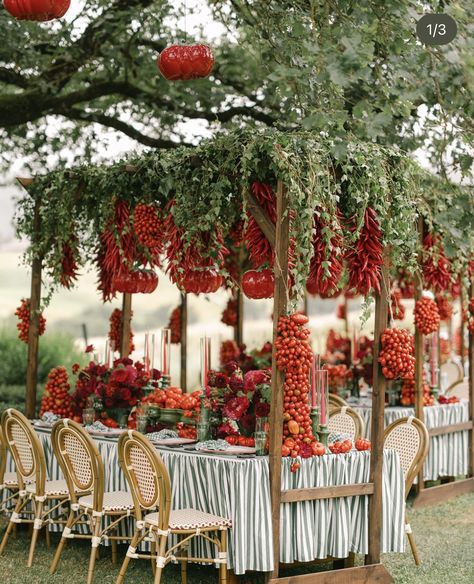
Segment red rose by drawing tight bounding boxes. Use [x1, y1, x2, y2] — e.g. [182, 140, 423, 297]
[244, 370, 267, 393]
[121, 388, 132, 402]
[222, 396, 250, 420]
[217, 422, 238, 438]
[111, 365, 137, 385]
[214, 373, 229, 388]
[239, 413, 255, 433]
[254, 402, 270, 418]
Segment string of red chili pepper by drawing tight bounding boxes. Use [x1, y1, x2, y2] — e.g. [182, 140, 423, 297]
[221, 298, 238, 327]
[422, 234, 452, 293]
[167, 305, 181, 344]
[345, 208, 384, 296]
[59, 240, 79, 289]
[243, 182, 277, 268]
[395, 268, 415, 299]
[435, 294, 453, 321]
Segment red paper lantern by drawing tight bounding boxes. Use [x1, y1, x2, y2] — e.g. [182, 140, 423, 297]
[180, 269, 223, 294]
[157, 44, 215, 80]
[112, 269, 158, 294]
[3, 0, 70, 21]
[242, 269, 274, 299]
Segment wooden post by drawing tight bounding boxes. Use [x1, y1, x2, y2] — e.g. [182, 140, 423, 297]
[460, 286, 466, 373]
[268, 180, 290, 581]
[25, 196, 42, 419]
[120, 293, 133, 358]
[234, 289, 244, 347]
[344, 296, 349, 336]
[303, 291, 308, 316]
[414, 219, 425, 491]
[365, 254, 390, 565]
[180, 292, 187, 390]
[469, 275, 474, 477]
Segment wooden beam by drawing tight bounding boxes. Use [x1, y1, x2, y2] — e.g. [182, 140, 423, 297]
[365, 253, 390, 566]
[16, 177, 34, 187]
[428, 421, 473, 437]
[469, 274, 474, 477]
[281, 482, 374, 503]
[412, 477, 474, 508]
[244, 187, 276, 248]
[268, 564, 394, 584]
[25, 198, 42, 419]
[120, 293, 133, 358]
[234, 289, 244, 347]
[268, 180, 290, 582]
[180, 292, 187, 391]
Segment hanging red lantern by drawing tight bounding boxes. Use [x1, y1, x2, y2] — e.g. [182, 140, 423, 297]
[157, 44, 215, 80]
[112, 269, 158, 294]
[242, 269, 274, 299]
[180, 270, 223, 294]
[3, 0, 70, 21]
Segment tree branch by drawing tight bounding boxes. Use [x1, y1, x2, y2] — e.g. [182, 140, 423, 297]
[0, 67, 29, 88]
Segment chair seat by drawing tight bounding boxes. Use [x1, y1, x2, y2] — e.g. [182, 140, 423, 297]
[145, 508, 232, 531]
[26, 479, 72, 497]
[2, 472, 19, 487]
[78, 490, 134, 512]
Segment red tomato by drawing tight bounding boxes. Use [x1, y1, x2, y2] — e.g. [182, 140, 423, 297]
[355, 438, 371, 451]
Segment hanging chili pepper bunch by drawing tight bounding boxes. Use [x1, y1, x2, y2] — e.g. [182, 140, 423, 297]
[221, 298, 238, 327]
[243, 182, 277, 268]
[390, 288, 405, 320]
[168, 306, 182, 344]
[306, 210, 344, 297]
[59, 239, 79, 289]
[379, 328, 415, 380]
[395, 269, 415, 299]
[422, 234, 452, 293]
[435, 294, 453, 321]
[345, 208, 384, 296]
[414, 296, 440, 335]
[15, 298, 46, 343]
[108, 308, 135, 355]
[276, 313, 323, 464]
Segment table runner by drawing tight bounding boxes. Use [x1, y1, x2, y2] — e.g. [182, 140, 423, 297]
[6, 427, 405, 574]
[353, 401, 469, 481]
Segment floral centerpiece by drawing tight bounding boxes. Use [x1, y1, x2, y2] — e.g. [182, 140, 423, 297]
[219, 340, 273, 374]
[206, 363, 271, 438]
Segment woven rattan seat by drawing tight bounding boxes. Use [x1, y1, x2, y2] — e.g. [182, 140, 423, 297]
[79, 491, 134, 512]
[116, 430, 230, 584]
[145, 509, 232, 531]
[328, 406, 364, 441]
[26, 479, 85, 497]
[2, 472, 18, 487]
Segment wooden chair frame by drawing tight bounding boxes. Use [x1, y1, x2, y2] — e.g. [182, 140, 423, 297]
[328, 393, 348, 412]
[328, 406, 365, 441]
[445, 378, 469, 400]
[0, 420, 19, 514]
[50, 419, 134, 584]
[116, 430, 229, 584]
[0, 408, 69, 566]
[384, 416, 429, 565]
[440, 360, 463, 391]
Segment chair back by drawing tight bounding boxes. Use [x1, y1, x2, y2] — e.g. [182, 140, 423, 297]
[440, 361, 463, 389]
[328, 406, 364, 441]
[118, 431, 171, 529]
[445, 379, 469, 401]
[0, 423, 7, 486]
[51, 419, 103, 508]
[383, 416, 429, 494]
[328, 394, 348, 411]
[1, 409, 46, 493]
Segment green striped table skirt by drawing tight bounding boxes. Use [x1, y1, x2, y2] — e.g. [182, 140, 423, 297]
[354, 401, 469, 481]
[6, 427, 405, 575]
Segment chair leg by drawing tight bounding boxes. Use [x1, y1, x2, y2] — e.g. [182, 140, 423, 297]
[116, 529, 141, 584]
[45, 522, 51, 548]
[86, 516, 102, 584]
[50, 510, 76, 574]
[151, 539, 157, 576]
[219, 529, 228, 584]
[27, 499, 44, 567]
[0, 497, 24, 556]
[111, 532, 118, 565]
[180, 536, 188, 584]
[406, 522, 421, 566]
[153, 534, 168, 584]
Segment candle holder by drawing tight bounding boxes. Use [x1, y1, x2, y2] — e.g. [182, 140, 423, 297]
[351, 366, 360, 399]
[161, 328, 171, 380]
[200, 336, 211, 388]
[318, 424, 329, 447]
[199, 394, 210, 424]
[310, 406, 320, 439]
[196, 422, 209, 442]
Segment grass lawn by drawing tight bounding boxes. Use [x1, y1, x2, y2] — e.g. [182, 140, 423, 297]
[0, 493, 473, 583]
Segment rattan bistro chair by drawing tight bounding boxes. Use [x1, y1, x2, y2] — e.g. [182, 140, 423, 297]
[0, 421, 19, 514]
[116, 430, 231, 584]
[50, 419, 134, 584]
[0, 408, 71, 567]
[328, 406, 364, 441]
[384, 416, 429, 566]
[328, 394, 348, 413]
[446, 378, 469, 401]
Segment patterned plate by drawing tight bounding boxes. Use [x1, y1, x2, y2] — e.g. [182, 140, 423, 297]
[152, 438, 196, 446]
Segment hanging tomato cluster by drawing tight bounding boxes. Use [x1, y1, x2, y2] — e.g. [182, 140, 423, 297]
[345, 208, 384, 296]
[276, 313, 323, 461]
[390, 288, 405, 320]
[379, 328, 415, 380]
[400, 378, 434, 407]
[15, 298, 46, 343]
[4, 0, 70, 21]
[60, 241, 79, 289]
[336, 303, 346, 320]
[39, 366, 74, 418]
[157, 44, 215, 80]
[242, 268, 274, 299]
[168, 306, 181, 344]
[112, 269, 158, 294]
[306, 211, 343, 296]
[422, 234, 452, 293]
[435, 294, 453, 321]
[108, 308, 135, 355]
[414, 297, 440, 335]
[133, 203, 164, 250]
[221, 298, 238, 327]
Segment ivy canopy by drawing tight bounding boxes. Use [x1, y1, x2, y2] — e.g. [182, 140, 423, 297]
[15, 129, 473, 301]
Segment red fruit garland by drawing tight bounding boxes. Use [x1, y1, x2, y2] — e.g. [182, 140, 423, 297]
[400, 378, 434, 407]
[379, 328, 415, 380]
[222, 298, 238, 327]
[275, 313, 321, 458]
[414, 297, 440, 335]
[422, 234, 452, 293]
[39, 366, 74, 418]
[390, 288, 405, 320]
[345, 208, 383, 296]
[108, 308, 135, 355]
[15, 299, 46, 343]
[435, 294, 453, 321]
[133, 203, 164, 250]
[168, 306, 181, 344]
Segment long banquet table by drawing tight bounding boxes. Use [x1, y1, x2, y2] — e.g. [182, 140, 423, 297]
[6, 426, 406, 575]
[352, 399, 469, 481]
